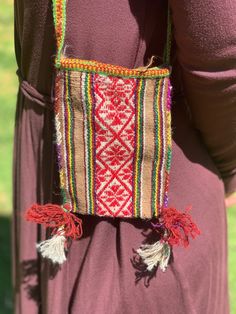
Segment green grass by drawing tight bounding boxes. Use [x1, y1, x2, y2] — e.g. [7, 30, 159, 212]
[0, 0, 17, 313]
[228, 206, 236, 313]
[0, 217, 12, 314]
[0, 0, 17, 217]
[0, 1, 236, 313]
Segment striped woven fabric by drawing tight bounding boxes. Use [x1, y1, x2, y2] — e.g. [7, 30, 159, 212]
[55, 69, 172, 218]
[52, 0, 173, 219]
[24, 0, 200, 269]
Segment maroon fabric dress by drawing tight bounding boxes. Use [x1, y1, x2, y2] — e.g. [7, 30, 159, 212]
[13, 0, 236, 313]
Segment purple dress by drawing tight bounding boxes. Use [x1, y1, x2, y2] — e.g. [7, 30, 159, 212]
[13, 0, 236, 313]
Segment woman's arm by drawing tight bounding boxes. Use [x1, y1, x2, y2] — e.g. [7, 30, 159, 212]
[170, 0, 236, 195]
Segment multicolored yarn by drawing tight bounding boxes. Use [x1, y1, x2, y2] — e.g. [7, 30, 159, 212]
[24, 0, 200, 269]
[55, 70, 172, 218]
[52, 0, 66, 67]
[59, 58, 170, 78]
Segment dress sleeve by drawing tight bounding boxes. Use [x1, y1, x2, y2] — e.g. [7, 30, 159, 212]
[170, 0, 236, 194]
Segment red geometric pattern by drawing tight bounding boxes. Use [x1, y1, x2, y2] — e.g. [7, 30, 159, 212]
[93, 75, 137, 217]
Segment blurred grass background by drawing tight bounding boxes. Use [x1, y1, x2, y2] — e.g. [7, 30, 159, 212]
[0, 0, 17, 313]
[0, 0, 236, 313]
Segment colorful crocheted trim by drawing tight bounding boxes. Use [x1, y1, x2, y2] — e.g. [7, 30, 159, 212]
[55, 70, 172, 218]
[59, 58, 170, 79]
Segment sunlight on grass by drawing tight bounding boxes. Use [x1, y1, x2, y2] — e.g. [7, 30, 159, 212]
[0, 0, 17, 218]
[0, 1, 16, 312]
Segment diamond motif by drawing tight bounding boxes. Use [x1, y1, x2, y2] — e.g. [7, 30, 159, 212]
[93, 74, 136, 217]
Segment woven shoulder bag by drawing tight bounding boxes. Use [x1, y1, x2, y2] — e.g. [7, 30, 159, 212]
[25, 0, 200, 274]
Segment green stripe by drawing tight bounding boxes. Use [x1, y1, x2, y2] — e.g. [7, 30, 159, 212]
[163, 4, 172, 65]
[133, 79, 145, 217]
[84, 73, 91, 213]
[67, 71, 79, 211]
[151, 79, 162, 215]
[52, 0, 57, 29]
[84, 73, 94, 214]
[166, 146, 172, 172]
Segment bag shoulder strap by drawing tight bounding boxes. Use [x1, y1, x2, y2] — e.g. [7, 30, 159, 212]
[53, 0, 172, 67]
[163, 4, 172, 65]
[53, 0, 66, 67]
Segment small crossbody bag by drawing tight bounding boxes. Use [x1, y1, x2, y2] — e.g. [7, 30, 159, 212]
[26, 0, 200, 274]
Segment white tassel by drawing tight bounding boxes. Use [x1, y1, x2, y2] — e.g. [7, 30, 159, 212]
[36, 234, 67, 264]
[136, 241, 171, 272]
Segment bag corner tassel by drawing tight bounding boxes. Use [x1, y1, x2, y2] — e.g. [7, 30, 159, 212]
[25, 203, 83, 264]
[136, 236, 171, 272]
[135, 206, 200, 273]
[36, 233, 67, 264]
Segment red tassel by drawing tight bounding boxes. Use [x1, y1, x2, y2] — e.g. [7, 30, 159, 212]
[159, 207, 200, 247]
[25, 203, 83, 240]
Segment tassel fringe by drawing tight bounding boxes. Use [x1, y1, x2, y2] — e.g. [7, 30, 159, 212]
[37, 234, 67, 264]
[136, 241, 171, 272]
[25, 203, 83, 264]
[160, 207, 200, 247]
[25, 203, 83, 239]
[25, 204, 200, 270]
[136, 206, 200, 273]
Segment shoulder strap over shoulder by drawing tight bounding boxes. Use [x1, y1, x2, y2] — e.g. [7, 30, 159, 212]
[52, 0, 172, 67]
[53, 0, 67, 67]
[163, 4, 172, 66]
